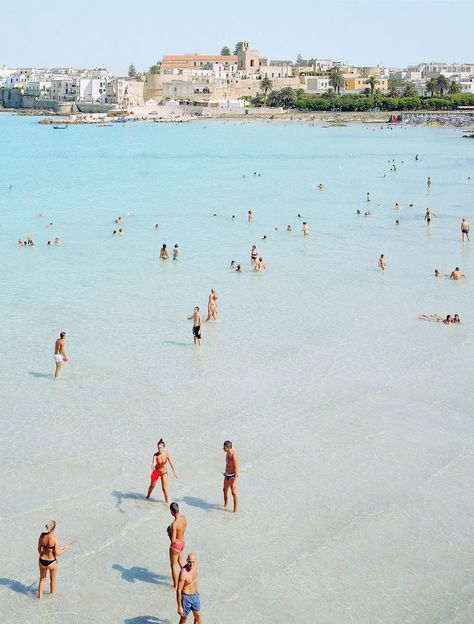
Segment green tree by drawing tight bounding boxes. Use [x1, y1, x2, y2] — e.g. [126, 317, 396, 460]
[365, 75, 379, 96]
[220, 46, 231, 56]
[425, 77, 437, 97]
[448, 80, 461, 95]
[251, 92, 265, 107]
[148, 64, 160, 74]
[259, 75, 273, 103]
[278, 87, 296, 108]
[362, 87, 371, 97]
[435, 74, 450, 96]
[402, 82, 417, 97]
[296, 54, 304, 66]
[233, 42, 244, 55]
[128, 64, 137, 78]
[328, 68, 346, 95]
[322, 88, 336, 100]
[387, 85, 399, 97]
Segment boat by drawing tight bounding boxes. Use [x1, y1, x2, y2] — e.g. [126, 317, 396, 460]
[53, 125, 68, 130]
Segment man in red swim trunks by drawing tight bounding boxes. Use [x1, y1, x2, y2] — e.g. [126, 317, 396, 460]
[168, 502, 187, 588]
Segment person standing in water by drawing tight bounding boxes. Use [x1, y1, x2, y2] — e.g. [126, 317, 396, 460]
[424, 208, 435, 225]
[378, 254, 386, 271]
[146, 439, 178, 502]
[160, 244, 169, 260]
[223, 440, 239, 512]
[54, 332, 68, 379]
[188, 307, 202, 346]
[303, 222, 309, 236]
[177, 553, 200, 623]
[168, 502, 187, 588]
[37, 520, 76, 600]
[250, 245, 259, 266]
[248, 210, 253, 223]
[461, 218, 470, 241]
[206, 289, 218, 322]
[427, 176, 432, 188]
[173, 244, 179, 260]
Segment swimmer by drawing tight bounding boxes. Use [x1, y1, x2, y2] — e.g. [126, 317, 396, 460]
[461, 218, 470, 241]
[230, 260, 236, 269]
[173, 244, 179, 260]
[223, 440, 239, 512]
[415, 154, 419, 161]
[160, 244, 169, 260]
[356, 210, 361, 215]
[418, 314, 451, 324]
[364, 211, 371, 216]
[366, 192, 371, 202]
[47, 240, 52, 246]
[235, 264, 243, 272]
[262, 235, 267, 240]
[155, 223, 159, 229]
[395, 220, 400, 225]
[435, 268, 441, 277]
[395, 203, 400, 210]
[177, 553, 200, 623]
[287, 225, 292, 231]
[114, 217, 123, 224]
[274, 226, 279, 231]
[53, 331, 68, 379]
[255, 257, 266, 272]
[37, 520, 76, 600]
[18, 239, 25, 247]
[318, 183, 325, 190]
[187, 307, 202, 346]
[232, 215, 235, 220]
[146, 438, 178, 502]
[427, 176, 432, 187]
[302, 222, 309, 236]
[452, 314, 462, 324]
[47, 222, 53, 228]
[250, 245, 259, 265]
[118, 228, 124, 236]
[424, 208, 435, 224]
[54, 238, 61, 245]
[168, 502, 187, 588]
[113, 230, 117, 236]
[206, 289, 218, 322]
[248, 210, 253, 222]
[449, 267, 466, 280]
[378, 254, 386, 271]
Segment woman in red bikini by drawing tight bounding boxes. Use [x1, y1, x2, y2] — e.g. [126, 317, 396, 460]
[146, 438, 178, 502]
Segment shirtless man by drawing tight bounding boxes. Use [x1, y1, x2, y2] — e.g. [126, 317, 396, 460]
[424, 208, 435, 225]
[255, 257, 266, 272]
[53, 332, 68, 379]
[450, 267, 466, 280]
[177, 553, 200, 623]
[248, 210, 253, 223]
[168, 503, 187, 588]
[378, 254, 386, 271]
[302, 222, 309, 236]
[461, 218, 470, 241]
[173, 244, 179, 260]
[223, 440, 239, 512]
[187, 307, 202, 346]
[427, 176, 432, 188]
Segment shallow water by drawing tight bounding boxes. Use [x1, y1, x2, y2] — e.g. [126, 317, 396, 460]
[1, 115, 473, 623]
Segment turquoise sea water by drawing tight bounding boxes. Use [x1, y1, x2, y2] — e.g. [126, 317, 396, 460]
[1, 114, 474, 623]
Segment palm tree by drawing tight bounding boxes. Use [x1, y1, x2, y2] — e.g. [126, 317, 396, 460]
[328, 68, 346, 95]
[435, 74, 450, 96]
[425, 77, 437, 97]
[322, 88, 336, 100]
[365, 75, 379, 96]
[278, 87, 296, 109]
[259, 76, 273, 103]
[402, 82, 417, 97]
[387, 78, 400, 97]
[387, 85, 399, 97]
[448, 80, 461, 95]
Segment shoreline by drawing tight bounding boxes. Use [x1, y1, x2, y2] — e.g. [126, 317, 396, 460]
[2, 107, 474, 127]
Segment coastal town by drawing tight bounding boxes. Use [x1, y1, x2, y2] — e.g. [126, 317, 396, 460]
[1, 42, 474, 123]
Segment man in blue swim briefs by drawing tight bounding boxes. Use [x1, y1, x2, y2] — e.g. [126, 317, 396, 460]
[177, 553, 200, 623]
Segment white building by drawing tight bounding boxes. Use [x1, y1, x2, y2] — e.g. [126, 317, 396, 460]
[78, 78, 107, 103]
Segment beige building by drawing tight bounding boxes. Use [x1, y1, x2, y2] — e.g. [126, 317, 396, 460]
[107, 78, 144, 106]
[344, 76, 388, 91]
[237, 42, 268, 73]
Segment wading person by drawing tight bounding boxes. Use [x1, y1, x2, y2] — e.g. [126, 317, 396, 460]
[146, 439, 178, 502]
[37, 520, 75, 600]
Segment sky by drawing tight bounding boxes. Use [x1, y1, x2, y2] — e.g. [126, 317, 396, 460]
[2, 0, 474, 74]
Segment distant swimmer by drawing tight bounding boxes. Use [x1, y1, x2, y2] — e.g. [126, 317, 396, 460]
[418, 314, 452, 324]
[366, 192, 371, 202]
[168, 502, 187, 588]
[232, 215, 235, 220]
[435, 268, 441, 277]
[9, 184, 13, 190]
[155, 223, 159, 229]
[187, 307, 202, 346]
[223, 440, 239, 512]
[424, 208, 435, 224]
[302, 222, 309, 236]
[250, 245, 259, 266]
[364, 211, 371, 216]
[114, 216, 123, 224]
[54, 332, 68, 379]
[395, 203, 400, 210]
[177, 553, 200, 623]
[395, 220, 400, 225]
[206, 289, 218, 322]
[317, 183, 325, 190]
[173, 244, 179, 260]
[450, 267, 466, 280]
[160, 244, 169, 260]
[415, 154, 419, 161]
[261, 235, 267, 241]
[47, 241, 52, 246]
[461, 218, 470, 241]
[427, 176, 432, 188]
[37, 520, 76, 600]
[378, 254, 386, 271]
[453, 314, 462, 324]
[118, 228, 124, 236]
[287, 225, 292, 231]
[113, 230, 117, 236]
[229, 260, 236, 269]
[248, 210, 253, 223]
[235, 264, 243, 272]
[356, 210, 361, 215]
[54, 238, 61, 245]
[255, 257, 266, 272]
[146, 438, 178, 502]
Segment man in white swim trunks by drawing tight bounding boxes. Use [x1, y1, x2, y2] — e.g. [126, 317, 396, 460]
[54, 332, 68, 379]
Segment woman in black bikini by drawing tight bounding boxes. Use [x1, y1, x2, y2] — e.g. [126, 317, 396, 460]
[37, 520, 75, 599]
[146, 438, 178, 502]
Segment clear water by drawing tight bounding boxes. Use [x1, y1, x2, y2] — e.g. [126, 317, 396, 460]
[1, 115, 474, 623]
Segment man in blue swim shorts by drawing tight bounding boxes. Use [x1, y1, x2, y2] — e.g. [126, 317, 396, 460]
[177, 553, 201, 623]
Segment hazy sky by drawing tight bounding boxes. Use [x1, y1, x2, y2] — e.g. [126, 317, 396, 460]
[2, 0, 473, 74]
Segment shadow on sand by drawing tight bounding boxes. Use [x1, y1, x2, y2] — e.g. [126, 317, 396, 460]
[180, 496, 223, 511]
[162, 340, 193, 348]
[28, 371, 52, 379]
[112, 565, 170, 586]
[0, 577, 36, 596]
[112, 490, 150, 513]
[124, 617, 170, 624]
